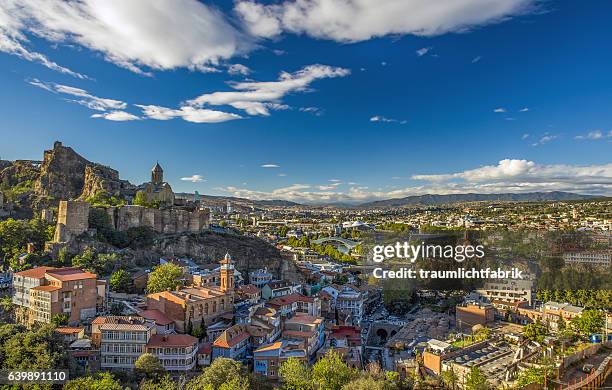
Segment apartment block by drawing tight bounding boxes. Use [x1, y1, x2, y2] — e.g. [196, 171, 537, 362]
[12, 266, 103, 326]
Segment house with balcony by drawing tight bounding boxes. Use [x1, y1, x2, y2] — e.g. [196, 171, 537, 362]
[145, 334, 198, 371]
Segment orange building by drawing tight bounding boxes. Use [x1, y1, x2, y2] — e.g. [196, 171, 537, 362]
[12, 266, 104, 326]
[455, 302, 495, 331]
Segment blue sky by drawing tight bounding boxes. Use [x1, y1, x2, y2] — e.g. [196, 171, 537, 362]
[0, 0, 611, 203]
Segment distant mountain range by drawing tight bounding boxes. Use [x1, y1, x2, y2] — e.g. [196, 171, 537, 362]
[176, 191, 602, 209]
[356, 191, 601, 208]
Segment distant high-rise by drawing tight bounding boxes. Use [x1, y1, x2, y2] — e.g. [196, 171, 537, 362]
[226, 201, 232, 214]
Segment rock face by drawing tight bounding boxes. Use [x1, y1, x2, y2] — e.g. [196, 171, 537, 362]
[35, 141, 92, 200]
[150, 232, 304, 282]
[68, 231, 305, 283]
[81, 164, 135, 199]
[34, 141, 133, 203]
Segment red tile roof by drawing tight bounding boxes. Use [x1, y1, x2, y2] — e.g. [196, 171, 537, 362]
[46, 267, 97, 281]
[267, 293, 314, 307]
[213, 325, 250, 348]
[14, 266, 56, 278]
[146, 334, 198, 348]
[198, 342, 212, 355]
[31, 285, 61, 292]
[138, 309, 174, 326]
[55, 327, 84, 335]
[238, 284, 261, 295]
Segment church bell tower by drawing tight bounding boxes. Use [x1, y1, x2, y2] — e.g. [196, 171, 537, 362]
[151, 162, 164, 185]
[219, 252, 235, 292]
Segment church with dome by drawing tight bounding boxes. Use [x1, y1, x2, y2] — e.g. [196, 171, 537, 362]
[136, 162, 175, 205]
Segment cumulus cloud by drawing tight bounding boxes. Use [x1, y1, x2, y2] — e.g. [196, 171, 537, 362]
[181, 175, 206, 182]
[235, 0, 536, 42]
[135, 104, 241, 123]
[575, 130, 612, 140]
[370, 115, 406, 124]
[91, 111, 139, 121]
[185, 64, 350, 116]
[493, 107, 506, 113]
[228, 63, 251, 76]
[261, 164, 280, 168]
[0, 0, 249, 75]
[219, 159, 611, 203]
[519, 107, 529, 112]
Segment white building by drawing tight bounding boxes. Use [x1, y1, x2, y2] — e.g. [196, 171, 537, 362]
[475, 277, 535, 305]
[563, 251, 611, 267]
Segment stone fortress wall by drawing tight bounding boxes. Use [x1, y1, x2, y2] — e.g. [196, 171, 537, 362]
[107, 205, 209, 234]
[53, 200, 90, 242]
[51, 200, 210, 245]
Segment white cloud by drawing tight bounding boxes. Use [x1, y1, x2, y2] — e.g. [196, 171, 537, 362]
[181, 175, 206, 182]
[531, 134, 557, 146]
[0, 0, 249, 75]
[235, 0, 536, 42]
[228, 63, 251, 76]
[261, 164, 280, 168]
[471, 56, 482, 63]
[521, 133, 530, 140]
[135, 104, 242, 123]
[370, 115, 406, 124]
[299, 106, 323, 116]
[186, 64, 350, 116]
[218, 159, 612, 204]
[29, 79, 127, 111]
[519, 107, 529, 112]
[416, 47, 432, 57]
[493, 107, 506, 113]
[278, 173, 287, 177]
[91, 111, 139, 121]
[575, 130, 612, 140]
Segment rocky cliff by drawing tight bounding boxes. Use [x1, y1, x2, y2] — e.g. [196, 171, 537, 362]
[69, 231, 304, 283]
[81, 164, 135, 199]
[29, 141, 133, 207]
[35, 141, 92, 200]
[150, 232, 304, 282]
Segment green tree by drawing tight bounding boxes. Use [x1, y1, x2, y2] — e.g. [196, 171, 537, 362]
[1, 324, 71, 370]
[110, 269, 131, 292]
[312, 349, 355, 390]
[140, 375, 179, 390]
[186, 357, 249, 390]
[441, 368, 459, 390]
[0, 218, 52, 258]
[134, 353, 164, 378]
[147, 263, 184, 293]
[0, 295, 14, 312]
[51, 313, 69, 326]
[279, 357, 312, 390]
[64, 372, 123, 390]
[523, 322, 547, 342]
[571, 309, 605, 336]
[465, 367, 488, 390]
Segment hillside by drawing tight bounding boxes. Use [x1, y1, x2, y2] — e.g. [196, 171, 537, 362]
[357, 191, 599, 208]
